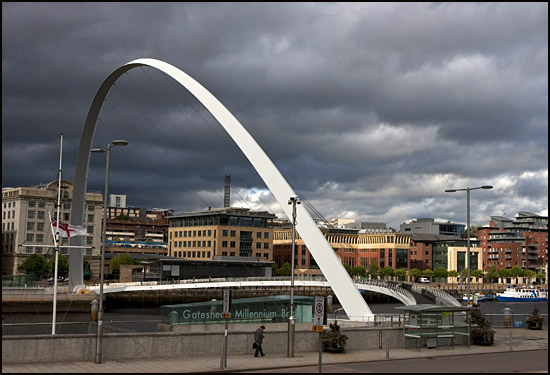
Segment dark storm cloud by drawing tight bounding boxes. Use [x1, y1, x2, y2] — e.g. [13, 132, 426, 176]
[2, 2, 547, 228]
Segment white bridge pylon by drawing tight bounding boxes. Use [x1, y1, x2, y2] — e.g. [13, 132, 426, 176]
[71, 58, 372, 319]
[85, 278, 417, 307]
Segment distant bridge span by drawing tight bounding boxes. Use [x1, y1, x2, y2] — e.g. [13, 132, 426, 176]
[85, 277, 418, 306]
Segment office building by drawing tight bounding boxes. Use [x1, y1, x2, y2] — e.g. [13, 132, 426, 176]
[1, 180, 103, 276]
[168, 207, 277, 261]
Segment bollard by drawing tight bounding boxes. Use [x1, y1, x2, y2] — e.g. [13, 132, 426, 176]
[169, 311, 178, 325]
[509, 332, 513, 351]
[90, 300, 98, 322]
[503, 307, 512, 328]
[386, 337, 390, 359]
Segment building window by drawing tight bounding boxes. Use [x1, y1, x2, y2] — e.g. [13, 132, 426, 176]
[223, 230, 228, 236]
[88, 214, 94, 222]
[222, 241, 228, 247]
[38, 201, 46, 208]
[37, 222, 44, 232]
[28, 211, 36, 219]
[264, 243, 269, 249]
[27, 222, 35, 231]
[257, 232, 262, 239]
[37, 211, 45, 219]
[86, 237, 93, 245]
[87, 226, 94, 234]
[230, 252, 235, 256]
[230, 241, 236, 248]
[264, 232, 269, 239]
[26, 233, 34, 242]
[36, 234, 44, 242]
[230, 230, 236, 237]
[29, 201, 36, 207]
[256, 242, 262, 249]
[63, 213, 70, 221]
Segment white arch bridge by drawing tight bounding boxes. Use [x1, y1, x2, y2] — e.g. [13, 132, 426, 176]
[85, 277, 461, 310]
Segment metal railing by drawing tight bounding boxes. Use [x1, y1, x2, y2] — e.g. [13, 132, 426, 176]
[484, 313, 548, 328]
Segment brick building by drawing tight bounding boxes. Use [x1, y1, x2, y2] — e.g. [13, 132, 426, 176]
[272, 228, 411, 275]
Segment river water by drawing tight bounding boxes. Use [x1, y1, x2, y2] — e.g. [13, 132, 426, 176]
[3, 299, 547, 336]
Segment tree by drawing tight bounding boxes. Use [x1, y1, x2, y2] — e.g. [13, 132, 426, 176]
[463, 225, 481, 239]
[393, 268, 406, 281]
[524, 270, 536, 284]
[380, 266, 394, 280]
[343, 263, 352, 275]
[433, 267, 448, 284]
[422, 269, 434, 281]
[368, 262, 379, 280]
[409, 268, 422, 282]
[350, 266, 367, 278]
[110, 253, 134, 273]
[535, 272, 545, 284]
[448, 270, 459, 285]
[17, 254, 50, 278]
[510, 266, 524, 284]
[277, 262, 292, 276]
[471, 269, 484, 283]
[48, 254, 69, 277]
[499, 268, 512, 283]
[487, 265, 499, 283]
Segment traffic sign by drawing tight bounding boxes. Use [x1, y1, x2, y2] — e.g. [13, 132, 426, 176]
[313, 296, 324, 327]
[312, 325, 323, 332]
[223, 289, 231, 314]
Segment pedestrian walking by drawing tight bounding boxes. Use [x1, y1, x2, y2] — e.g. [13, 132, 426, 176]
[254, 325, 265, 357]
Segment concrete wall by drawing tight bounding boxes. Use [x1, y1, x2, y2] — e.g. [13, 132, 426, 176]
[2, 322, 402, 364]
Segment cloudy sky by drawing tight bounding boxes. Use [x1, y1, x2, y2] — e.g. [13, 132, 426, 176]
[2, 3, 548, 229]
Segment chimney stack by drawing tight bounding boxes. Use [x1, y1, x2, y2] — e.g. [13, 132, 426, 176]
[224, 174, 231, 207]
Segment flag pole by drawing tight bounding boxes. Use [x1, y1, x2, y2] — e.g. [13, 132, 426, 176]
[52, 133, 63, 335]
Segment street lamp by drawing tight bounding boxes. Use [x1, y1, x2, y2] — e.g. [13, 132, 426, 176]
[445, 185, 492, 306]
[91, 140, 128, 364]
[287, 195, 300, 357]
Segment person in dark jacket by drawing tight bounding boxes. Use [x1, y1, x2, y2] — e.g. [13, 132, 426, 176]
[254, 325, 265, 357]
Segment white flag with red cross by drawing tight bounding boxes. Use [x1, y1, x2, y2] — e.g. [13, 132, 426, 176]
[50, 216, 87, 239]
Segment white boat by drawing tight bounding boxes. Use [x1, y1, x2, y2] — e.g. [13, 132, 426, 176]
[496, 286, 548, 302]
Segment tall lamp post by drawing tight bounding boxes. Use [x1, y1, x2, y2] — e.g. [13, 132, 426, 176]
[445, 185, 492, 306]
[287, 196, 300, 357]
[91, 140, 129, 364]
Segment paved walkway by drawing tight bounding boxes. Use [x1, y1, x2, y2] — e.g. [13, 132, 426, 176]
[2, 328, 547, 373]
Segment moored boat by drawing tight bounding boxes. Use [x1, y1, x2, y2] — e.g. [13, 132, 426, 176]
[496, 286, 547, 302]
[462, 293, 487, 303]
